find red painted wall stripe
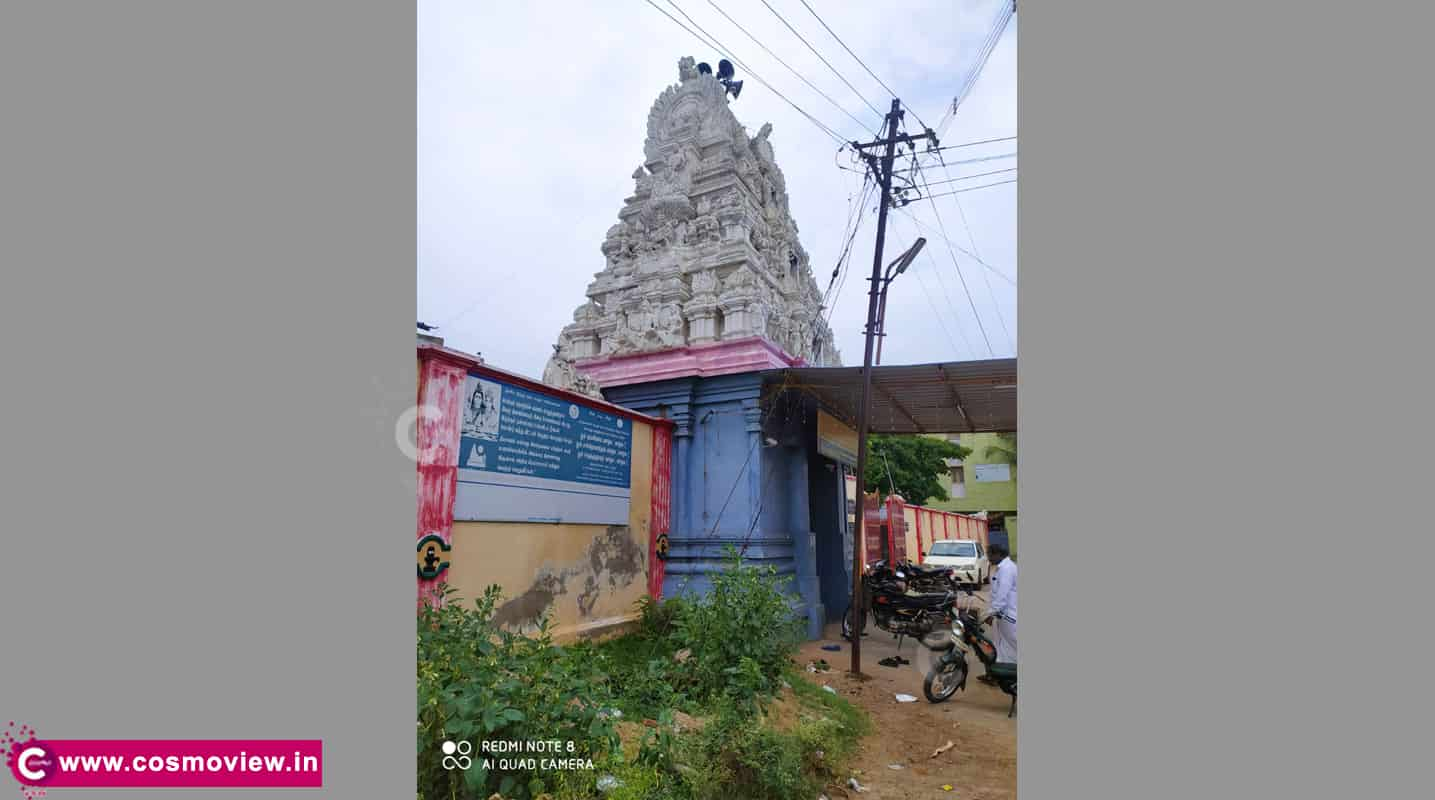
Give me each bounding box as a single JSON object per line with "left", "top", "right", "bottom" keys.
{"left": 415, "top": 356, "right": 465, "bottom": 608}
{"left": 648, "top": 425, "right": 672, "bottom": 599}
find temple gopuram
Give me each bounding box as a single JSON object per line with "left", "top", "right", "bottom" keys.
{"left": 544, "top": 56, "right": 840, "bottom": 398}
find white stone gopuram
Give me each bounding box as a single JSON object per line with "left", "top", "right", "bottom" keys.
{"left": 543, "top": 57, "right": 840, "bottom": 397}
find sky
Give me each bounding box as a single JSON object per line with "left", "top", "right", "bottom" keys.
{"left": 419, "top": 0, "right": 1016, "bottom": 380}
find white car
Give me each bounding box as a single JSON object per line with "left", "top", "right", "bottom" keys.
{"left": 923, "top": 539, "right": 990, "bottom": 586}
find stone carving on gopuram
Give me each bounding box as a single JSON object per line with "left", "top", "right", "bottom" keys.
{"left": 543, "top": 56, "right": 840, "bottom": 397}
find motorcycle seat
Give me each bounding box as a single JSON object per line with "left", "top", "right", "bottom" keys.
{"left": 990, "top": 662, "right": 1017, "bottom": 679}
{"left": 906, "top": 564, "right": 947, "bottom": 576}
{"left": 904, "top": 592, "right": 954, "bottom": 608}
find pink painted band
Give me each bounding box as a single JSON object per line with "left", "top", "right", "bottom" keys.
{"left": 575, "top": 336, "right": 805, "bottom": 388}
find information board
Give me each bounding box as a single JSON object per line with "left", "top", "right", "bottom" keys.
{"left": 453, "top": 372, "right": 632, "bottom": 525}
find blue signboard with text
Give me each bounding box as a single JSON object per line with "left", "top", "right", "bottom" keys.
{"left": 453, "top": 372, "right": 632, "bottom": 524}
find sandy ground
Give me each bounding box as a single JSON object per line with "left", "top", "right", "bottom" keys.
{"left": 794, "top": 589, "right": 1015, "bottom": 800}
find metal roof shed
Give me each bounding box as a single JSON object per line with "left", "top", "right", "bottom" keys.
{"left": 762, "top": 358, "right": 1017, "bottom": 434}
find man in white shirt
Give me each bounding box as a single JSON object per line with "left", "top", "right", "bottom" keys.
{"left": 985, "top": 542, "right": 1017, "bottom": 664}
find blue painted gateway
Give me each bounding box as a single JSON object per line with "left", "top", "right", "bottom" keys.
{"left": 604, "top": 372, "right": 855, "bottom": 641}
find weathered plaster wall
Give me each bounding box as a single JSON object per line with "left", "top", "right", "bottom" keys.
{"left": 445, "top": 419, "right": 655, "bottom": 642}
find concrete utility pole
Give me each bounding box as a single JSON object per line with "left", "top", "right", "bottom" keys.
{"left": 848, "top": 99, "right": 937, "bottom": 675}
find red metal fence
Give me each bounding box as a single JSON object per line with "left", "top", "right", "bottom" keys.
{"left": 858, "top": 491, "right": 988, "bottom": 567}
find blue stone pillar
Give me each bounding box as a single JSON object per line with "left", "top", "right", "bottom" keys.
{"left": 785, "top": 446, "right": 823, "bottom": 640}
{"left": 604, "top": 372, "right": 823, "bottom": 639}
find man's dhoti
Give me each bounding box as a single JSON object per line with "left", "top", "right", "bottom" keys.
{"left": 993, "top": 616, "right": 1017, "bottom": 664}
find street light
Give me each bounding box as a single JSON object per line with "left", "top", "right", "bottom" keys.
{"left": 874, "top": 237, "right": 925, "bottom": 365}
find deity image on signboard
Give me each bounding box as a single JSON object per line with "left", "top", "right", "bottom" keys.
{"left": 462, "top": 377, "right": 503, "bottom": 440}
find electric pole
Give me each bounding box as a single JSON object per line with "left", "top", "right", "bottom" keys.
{"left": 848, "top": 98, "right": 937, "bottom": 676}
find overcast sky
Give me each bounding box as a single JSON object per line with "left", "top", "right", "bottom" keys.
{"left": 419, "top": 0, "right": 1016, "bottom": 379}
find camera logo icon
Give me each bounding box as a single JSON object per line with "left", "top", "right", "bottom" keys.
{"left": 441, "top": 740, "right": 472, "bottom": 770}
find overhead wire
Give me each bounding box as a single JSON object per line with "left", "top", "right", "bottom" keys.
{"left": 926, "top": 135, "right": 1017, "bottom": 152}
{"left": 936, "top": 151, "right": 1013, "bottom": 352}
{"left": 916, "top": 167, "right": 1017, "bottom": 189}
{"left": 912, "top": 159, "right": 994, "bottom": 356}
{"left": 705, "top": 1, "right": 877, "bottom": 137}
{"left": 934, "top": 0, "right": 1015, "bottom": 140}
{"left": 905, "top": 151, "right": 1017, "bottom": 175}
{"left": 795, "top": 0, "right": 896, "bottom": 100}
{"left": 820, "top": 175, "right": 876, "bottom": 356}
{"left": 898, "top": 214, "right": 972, "bottom": 360}
{"left": 755, "top": 0, "right": 885, "bottom": 121}
{"left": 792, "top": 0, "right": 935, "bottom": 135}
{"left": 898, "top": 208, "right": 1015, "bottom": 287}
{"left": 893, "top": 180, "right": 976, "bottom": 360}
{"left": 915, "top": 179, "right": 1017, "bottom": 201}
{"left": 645, "top": 0, "right": 849, "bottom": 146}
{"left": 823, "top": 169, "right": 872, "bottom": 302}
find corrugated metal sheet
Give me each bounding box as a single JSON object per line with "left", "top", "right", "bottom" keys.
{"left": 763, "top": 358, "right": 1016, "bottom": 434}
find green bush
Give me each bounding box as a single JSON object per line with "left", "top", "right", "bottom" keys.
{"left": 417, "top": 584, "right": 618, "bottom": 800}
{"left": 598, "top": 549, "right": 803, "bottom": 717}
{"left": 666, "top": 548, "right": 803, "bottom": 705}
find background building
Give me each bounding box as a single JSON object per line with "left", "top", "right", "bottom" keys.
{"left": 930, "top": 432, "right": 1017, "bottom": 555}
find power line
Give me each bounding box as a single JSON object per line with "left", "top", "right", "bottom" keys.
{"left": 756, "top": 0, "right": 885, "bottom": 120}
{"left": 899, "top": 210, "right": 1015, "bottom": 287}
{"left": 796, "top": 0, "right": 898, "bottom": 101}
{"left": 644, "top": 0, "right": 849, "bottom": 146}
{"left": 935, "top": 0, "right": 1015, "bottom": 140}
{"left": 916, "top": 166, "right": 1017, "bottom": 189}
{"left": 823, "top": 171, "right": 872, "bottom": 301}
{"left": 705, "top": 1, "right": 876, "bottom": 137}
{"left": 905, "top": 220, "right": 973, "bottom": 360}
{"left": 917, "top": 179, "right": 1017, "bottom": 201}
{"left": 913, "top": 161, "right": 994, "bottom": 356}
{"left": 902, "top": 210, "right": 976, "bottom": 359}
{"left": 937, "top": 152, "right": 1013, "bottom": 353}
{"left": 905, "top": 151, "right": 1017, "bottom": 174}
{"left": 791, "top": 0, "right": 929, "bottom": 128}
{"left": 823, "top": 176, "right": 876, "bottom": 332}
{"left": 929, "top": 135, "right": 1017, "bottom": 152}
{"left": 952, "top": 2, "right": 1015, "bottom": 118}
{"left": 893, "top": 211, "right": 974, "bottom": 359}
{"left": 958, "top": 190, "right": 1013, "bottom": 352}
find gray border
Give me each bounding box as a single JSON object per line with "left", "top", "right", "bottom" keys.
{"left": 0, "top": 2, "right": 414, "bottom": 797}
{"left": 1024, "top": 1, "right": 1430, "bottom": 797}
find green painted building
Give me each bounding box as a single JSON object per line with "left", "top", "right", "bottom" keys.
{"left": 929, "top": 432, "right": 1018, "bottom": 556}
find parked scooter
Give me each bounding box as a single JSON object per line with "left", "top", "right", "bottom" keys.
{"left": 842, "top": 560, "right": 957, "bottom": 649}
{"left": 923, "top": 588, "right": 1017, "bottom": 717}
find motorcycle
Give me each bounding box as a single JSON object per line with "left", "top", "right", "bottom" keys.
{"left": 842, "top": 560, "right": 958, "bottom": 649}
{"left": 922, "top": 588, "right": 1017, "bottom": 718}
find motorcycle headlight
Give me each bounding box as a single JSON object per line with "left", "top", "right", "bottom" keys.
{"left": 950, "top": 619, "right": 965, "bottom": 637}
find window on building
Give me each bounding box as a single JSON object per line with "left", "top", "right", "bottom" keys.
{"left": 949, "top": 465, "right": 966, "bottom": 498}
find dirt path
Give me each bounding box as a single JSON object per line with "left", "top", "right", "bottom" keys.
{"left": 795, "top": 591, "right": 1015, "bottom": 800}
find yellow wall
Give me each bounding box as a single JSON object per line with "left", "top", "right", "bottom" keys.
{"left": 446, "top": 420, "right": 655, "bottom": 642}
